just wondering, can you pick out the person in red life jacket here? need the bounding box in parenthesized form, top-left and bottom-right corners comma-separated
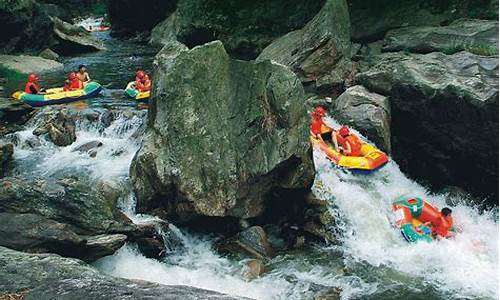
(76, 64, 91, 84)
(310, 106, 334, 142)
(420, 205, 455, 238)
(135, 70, 151, 92)
(63, 72, 84, 91)
(24, 73, 45, 94)
(333, 126, 362, 156)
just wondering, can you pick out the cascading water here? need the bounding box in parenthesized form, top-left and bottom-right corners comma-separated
(2, 32, 496, 300)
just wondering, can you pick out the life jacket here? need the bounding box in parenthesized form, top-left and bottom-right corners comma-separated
(63, 79, 83, 91)
(433, 215, 454, 237)
(136, 75, 151, 92)
(338, 134, 362, 156)
(311, 117, 332, 135)
(25, 82, 39, 94)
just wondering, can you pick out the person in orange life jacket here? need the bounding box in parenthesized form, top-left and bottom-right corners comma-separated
(135, 70, 151, 92)
(310, 106, 334, 142)
(76, 64, 91, 84)
(333, 126, 362, 156)
(421, 206, 455, 238)
(24, 73, 45, 94)
(63, 72, 84, 91)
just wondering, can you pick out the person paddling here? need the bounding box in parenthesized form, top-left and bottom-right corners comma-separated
(310, 106, 334, 142)
(333, 126, 362, 157)
(76, 64, 91, 84)
(63, 72, 84, 91)
(24, 73, 45, 94)
(135, 69, 151, 92)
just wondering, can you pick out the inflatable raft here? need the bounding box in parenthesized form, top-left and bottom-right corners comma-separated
(12, 82, 102, 107)
(124, 81, 150, 100)
(310, 133, 388, 173)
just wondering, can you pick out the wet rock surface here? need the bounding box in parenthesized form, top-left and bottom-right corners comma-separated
(0, 246, 250, 300)
(217, 226, 274, 259)
(131, 41, 313, 220)
(33, 110, 76, 146)
(0, 143, 13, 177)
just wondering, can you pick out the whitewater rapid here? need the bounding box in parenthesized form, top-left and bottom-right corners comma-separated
(6, 110, 497, 299)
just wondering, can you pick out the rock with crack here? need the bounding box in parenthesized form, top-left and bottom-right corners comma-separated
(257, 0, 351, 94)
(0, 246, 250, 300)
(0, 143, 14, 177)
(382, 19, 498, 55)
(130, 40, 313, 220)
(357, 51, 499, 203)
(33, 110, 76, 146)
(331, 85, 391, 153)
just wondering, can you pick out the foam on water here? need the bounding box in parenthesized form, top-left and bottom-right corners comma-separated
(311, 117, 499, 299)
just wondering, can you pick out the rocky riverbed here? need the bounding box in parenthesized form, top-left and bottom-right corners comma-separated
(0, 0, 498, 299)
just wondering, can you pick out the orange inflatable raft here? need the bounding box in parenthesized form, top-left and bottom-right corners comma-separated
(310, 133, 389, 173)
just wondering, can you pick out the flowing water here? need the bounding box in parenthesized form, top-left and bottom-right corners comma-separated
(1, 32, 498, 300)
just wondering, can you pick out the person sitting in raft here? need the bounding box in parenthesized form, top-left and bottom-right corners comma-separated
(76, 64, 91, 84)
(63, 72, 84, 91)
(421, 206, 455, 238)
(333, 126, 362, 157)
(310, 106, 334, 142)
(135, 70, 151, 92)
(24, 73, 45, 94)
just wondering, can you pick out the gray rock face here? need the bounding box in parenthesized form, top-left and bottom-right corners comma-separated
(332, 85, 391, 152)
(257, 0, 351, 94)
(39, 48, 60, 61)
(0, 143, 13, 176)
(0, 177, 136, 261)
(131, 41, 313, 219)
(0, 54, 63, 75)
(383, 19, 498, 55)
(33, 110, 76, 146)
(0, 246, 249, 300)
(50, 17, 106, 55)
(348, 0, 498, 42)
(218, 226, 274, 259)
(357, 51, 499, 202)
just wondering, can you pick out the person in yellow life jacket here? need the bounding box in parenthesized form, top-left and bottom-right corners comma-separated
(334, 126, 362, 156)
(310, 106, 333, 142)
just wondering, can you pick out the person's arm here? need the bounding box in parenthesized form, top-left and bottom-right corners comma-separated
(30, 85, 39, 94)
(332, 131, 339, 151)
(343, 141, 352, 155)
(85, 72, 91, 82)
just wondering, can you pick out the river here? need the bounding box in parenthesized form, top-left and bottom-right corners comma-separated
(1, 32, 497, 300)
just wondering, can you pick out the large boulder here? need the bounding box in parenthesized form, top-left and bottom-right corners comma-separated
(331, 85, 391, 152)
(217, 226, 274, 259)
(0, 177, 136, 261)
(382, 19, 498, 55)
(0, 246, 248, 300)
(50, 17, 106, 55)
(0, 54, 63, 76)
(348, 0, 498, 42)
(0, 98, 33, 136)
(130, 41, 313, 220)
(150, 0, 325, 59)
(257, 0, 351, 94)
(357, 51, 499, 203)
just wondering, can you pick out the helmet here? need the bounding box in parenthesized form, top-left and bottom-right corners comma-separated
(28, 73, 39, 82)
(68, 72, 77, 80)
(136, 70, 145, 79)
(312, 106, 326, 117)
(339, 126, 350, 137)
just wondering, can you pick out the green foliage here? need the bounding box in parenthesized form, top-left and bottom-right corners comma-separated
(465, 44, 498, 56)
